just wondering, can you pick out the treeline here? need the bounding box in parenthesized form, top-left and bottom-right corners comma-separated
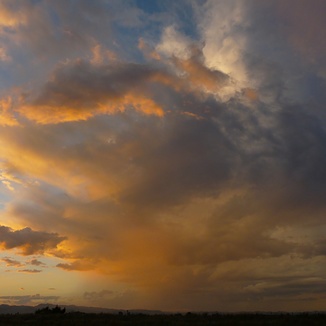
(35, 305, 66, 314)
(0, 311, 326, 325)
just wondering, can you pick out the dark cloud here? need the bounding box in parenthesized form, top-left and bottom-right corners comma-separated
(4, 54, 326, 275)
(15, 43, 233, 124)
(278, 106, 326, 190)
(272, 0, 326, 71)
(0, 0, 114, 59)
(33, 60, 155, 106)
(0, 225, 66, 255)
(119, 113, 235, 211)
(17, 60, 181, 124)
(1, 257, 24, 267)
(244, 277, 326, 302)
(28, 259, 46, 266)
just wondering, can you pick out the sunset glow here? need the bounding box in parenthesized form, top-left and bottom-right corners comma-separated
(1, 0, 326, 312)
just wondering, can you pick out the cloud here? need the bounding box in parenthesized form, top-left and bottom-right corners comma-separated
(0, 1, 28, 28)
(56, 260, 94, 271)
(18, 269, 42, 274)
(0, 0, 113, 58)
(272, 0, 326, 72)
(0, 46, 11, 62)
(0, 0, 326, 312)
(172, 48, 229, 93)
(0, 97, 19, 127)
(27, 259, 46, 267)
(2, 76, 326, 305)
(199, 0, 248, 85)
(0, 294, 59, 305)
(1, 257, 24, 267)
(0, 225, 66, 255)
(156, 25, 193, 59)
(13, 42, 235, 125)
(19, 59, 167, 124)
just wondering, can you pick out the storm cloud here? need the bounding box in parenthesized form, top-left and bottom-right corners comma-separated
(0, 0, 326, 312)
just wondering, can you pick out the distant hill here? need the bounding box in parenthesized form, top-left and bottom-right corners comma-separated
(0, 304, 35, 314)
(2, 304, 325, 316)
(0, 303, 163, 315)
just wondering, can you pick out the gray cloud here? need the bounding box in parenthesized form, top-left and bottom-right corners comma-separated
(271, 0, 326, 74)
(28, 259, 46, 267)
(23, 60, 163, 116)
(1, 257, 24, 267)
(0, 225, 66, 255)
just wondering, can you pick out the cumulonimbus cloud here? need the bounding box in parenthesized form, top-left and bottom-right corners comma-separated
(1, 0, 326, 312)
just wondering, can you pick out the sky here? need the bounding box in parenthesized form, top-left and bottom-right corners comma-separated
(0, 0, 326, 312)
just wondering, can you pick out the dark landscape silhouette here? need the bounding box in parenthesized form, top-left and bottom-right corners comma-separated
(1, 304, 326, 325)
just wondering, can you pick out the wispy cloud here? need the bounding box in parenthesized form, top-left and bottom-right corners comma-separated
(18, 269, 42, 274)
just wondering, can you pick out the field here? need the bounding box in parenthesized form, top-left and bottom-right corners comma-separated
(1, 312, 326, 326)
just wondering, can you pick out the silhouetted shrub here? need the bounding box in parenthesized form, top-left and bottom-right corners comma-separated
(35, 305, 65, 314)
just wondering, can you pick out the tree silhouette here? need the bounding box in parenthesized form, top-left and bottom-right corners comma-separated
(35, 305, 66, 314)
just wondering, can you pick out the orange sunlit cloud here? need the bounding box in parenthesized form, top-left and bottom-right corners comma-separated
(0, 97, 19, 126)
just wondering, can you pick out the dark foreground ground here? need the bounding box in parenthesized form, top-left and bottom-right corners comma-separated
(1, 312, 326, 326)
